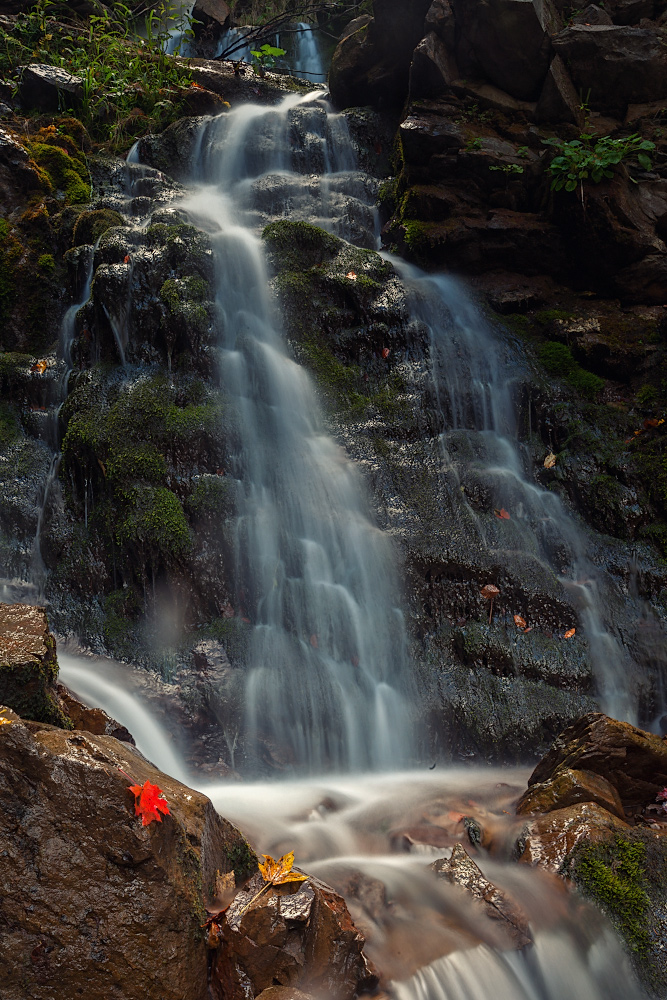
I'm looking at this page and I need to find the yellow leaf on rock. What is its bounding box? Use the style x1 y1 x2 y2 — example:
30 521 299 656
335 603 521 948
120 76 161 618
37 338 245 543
544 452 557 469
258 851 308 885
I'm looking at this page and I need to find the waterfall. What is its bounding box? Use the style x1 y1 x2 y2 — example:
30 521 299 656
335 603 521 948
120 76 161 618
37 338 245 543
395 268 638 722
179 92 414 771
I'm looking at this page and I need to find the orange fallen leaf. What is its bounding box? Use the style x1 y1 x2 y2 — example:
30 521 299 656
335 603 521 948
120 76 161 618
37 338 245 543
124 254 130 264
31 359 47 374
346 271 357 280
494 508 511 519
381 347 390 359
258 851 308 886
644 418 661 429
128 779 170 826
514 614 527 629
544 452 557 469
563 628 576 639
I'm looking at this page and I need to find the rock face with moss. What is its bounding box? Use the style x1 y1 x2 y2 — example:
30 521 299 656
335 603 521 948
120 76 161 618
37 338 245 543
514 713 667 995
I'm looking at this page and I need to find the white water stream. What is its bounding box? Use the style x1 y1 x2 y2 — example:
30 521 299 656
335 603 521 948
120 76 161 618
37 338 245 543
59 652 645 1000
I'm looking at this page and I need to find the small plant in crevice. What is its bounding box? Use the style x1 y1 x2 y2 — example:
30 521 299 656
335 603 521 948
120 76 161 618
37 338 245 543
543 132 655 208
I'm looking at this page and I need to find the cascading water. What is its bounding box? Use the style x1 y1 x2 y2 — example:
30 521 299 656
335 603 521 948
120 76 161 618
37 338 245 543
395 267 638 722
29 248 97 595
181 92 413 771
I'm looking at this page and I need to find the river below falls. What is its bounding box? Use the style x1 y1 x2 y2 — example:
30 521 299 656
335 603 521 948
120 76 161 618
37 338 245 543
58 650 645 1000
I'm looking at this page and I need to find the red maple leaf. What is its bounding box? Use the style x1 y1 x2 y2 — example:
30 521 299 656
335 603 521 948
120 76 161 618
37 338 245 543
129 780 170 826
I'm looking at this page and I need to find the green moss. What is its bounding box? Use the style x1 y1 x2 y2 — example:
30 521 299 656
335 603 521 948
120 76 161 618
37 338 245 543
224 837 257 882
0 352 32 394
106 444 167 484
377 177 398 212
0 639 68 728
564 836 650 954
102 589 140 656
160 276 211 340
0 402 20 447
262 220 340 271
538 341 605 399
636 384 658 407
29 139 90 205
0 219 24 324
113 485 190 559
72 209 126 247
206 616 252 666
185 475 236 521
36 253 55 273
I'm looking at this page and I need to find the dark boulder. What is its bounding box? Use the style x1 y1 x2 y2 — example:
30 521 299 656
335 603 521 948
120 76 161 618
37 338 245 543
451 0 558 101
410 32 459 99
17 63 84 112
516 766 625 818
329 0 432 109
552 25 667 115
212 871 378 1000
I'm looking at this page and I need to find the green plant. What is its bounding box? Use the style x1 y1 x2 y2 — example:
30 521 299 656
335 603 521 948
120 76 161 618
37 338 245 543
543 132 655 206
249 42 285 75
2 0 196 152
636 384 658 406
465 137 483 151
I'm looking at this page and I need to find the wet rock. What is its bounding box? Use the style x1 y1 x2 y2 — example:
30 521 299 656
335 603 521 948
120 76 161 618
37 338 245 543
339 14 372 41
432 843 533 948
211 871 378 1000
57 683 135 742
552 25 667 115
0 603 66 726
0 711 255 1000
526 712 667 812
516 766 625 818
18 63 84 112
516 800 630 869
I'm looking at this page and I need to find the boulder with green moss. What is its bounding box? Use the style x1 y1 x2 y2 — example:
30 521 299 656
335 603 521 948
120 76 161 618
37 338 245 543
0 603 67 726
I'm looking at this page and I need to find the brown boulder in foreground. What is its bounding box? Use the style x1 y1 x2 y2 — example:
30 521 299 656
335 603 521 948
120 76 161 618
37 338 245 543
0 709 255 1000
526 712 667 813
516 766 625 819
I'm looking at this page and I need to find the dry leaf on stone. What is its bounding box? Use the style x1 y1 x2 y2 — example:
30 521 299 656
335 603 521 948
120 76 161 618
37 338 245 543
258 851 308 885
544 452 557 469
563 628 576 639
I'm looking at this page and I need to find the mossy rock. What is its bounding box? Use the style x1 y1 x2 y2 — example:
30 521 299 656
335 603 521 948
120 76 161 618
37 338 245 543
563 831 667 992
538 341 605 399
29 121 90 205
72 209 126 247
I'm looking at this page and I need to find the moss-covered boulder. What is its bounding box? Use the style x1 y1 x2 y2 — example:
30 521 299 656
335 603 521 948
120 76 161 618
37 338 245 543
0 603 67 726
80 212 216 369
